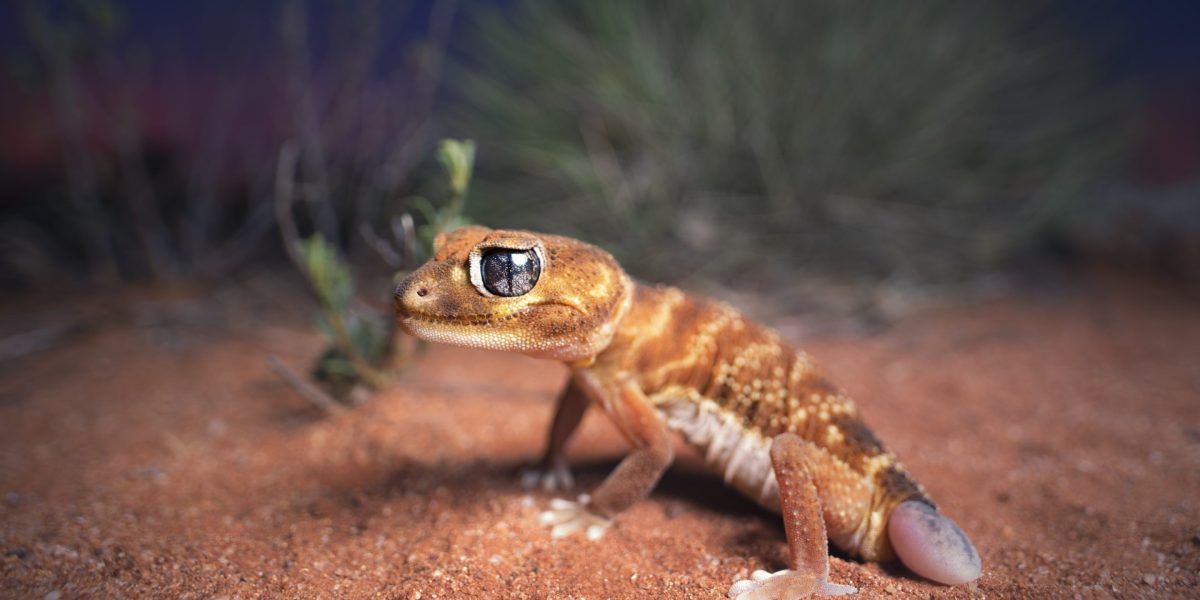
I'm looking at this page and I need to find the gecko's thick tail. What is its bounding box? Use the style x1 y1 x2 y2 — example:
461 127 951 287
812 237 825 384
888 500 982 585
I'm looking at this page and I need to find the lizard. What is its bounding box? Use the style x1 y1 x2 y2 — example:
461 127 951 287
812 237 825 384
393 226 982 598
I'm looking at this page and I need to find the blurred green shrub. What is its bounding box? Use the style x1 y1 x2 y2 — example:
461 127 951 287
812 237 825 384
405 139 477 265
456 1 1130 283
299 234 392 398
284 139 476 403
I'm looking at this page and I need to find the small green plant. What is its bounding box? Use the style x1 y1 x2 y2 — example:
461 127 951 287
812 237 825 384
404 139 477 264
274 138 476 407
299 234 391 399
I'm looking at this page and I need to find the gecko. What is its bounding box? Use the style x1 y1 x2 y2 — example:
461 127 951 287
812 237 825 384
393 226 981 598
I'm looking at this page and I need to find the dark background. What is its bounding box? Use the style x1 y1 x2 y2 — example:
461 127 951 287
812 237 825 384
1 0 1198 291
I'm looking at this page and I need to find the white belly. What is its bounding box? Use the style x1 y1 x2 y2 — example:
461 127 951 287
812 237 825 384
658 398 781 512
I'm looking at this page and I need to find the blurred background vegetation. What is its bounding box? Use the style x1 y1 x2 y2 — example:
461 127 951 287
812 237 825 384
1 0 1198 296
460 2 1130 284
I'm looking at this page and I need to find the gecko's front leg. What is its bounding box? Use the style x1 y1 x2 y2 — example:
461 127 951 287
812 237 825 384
521 377 588 491
540 376 673 540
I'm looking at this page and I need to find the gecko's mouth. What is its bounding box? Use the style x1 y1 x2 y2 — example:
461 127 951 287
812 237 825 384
398 308 516 326
395 301 595 361
397 300 584 330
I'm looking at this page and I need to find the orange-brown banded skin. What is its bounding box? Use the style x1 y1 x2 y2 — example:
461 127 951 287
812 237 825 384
593 285 929 561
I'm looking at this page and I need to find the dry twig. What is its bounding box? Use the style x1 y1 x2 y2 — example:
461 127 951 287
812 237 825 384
265 354 345 415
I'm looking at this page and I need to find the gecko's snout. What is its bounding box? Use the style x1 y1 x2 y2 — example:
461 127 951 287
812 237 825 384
393 269 448 321
392 281 408 315
392 277 425 318
398 279 412 307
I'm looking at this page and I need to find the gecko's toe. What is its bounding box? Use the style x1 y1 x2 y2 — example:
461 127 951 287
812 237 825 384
727 569 855 599
519 460 575 491
889 500 981 585
538 494 611 540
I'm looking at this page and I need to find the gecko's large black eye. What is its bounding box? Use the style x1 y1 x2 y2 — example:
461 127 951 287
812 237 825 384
481 249 540 296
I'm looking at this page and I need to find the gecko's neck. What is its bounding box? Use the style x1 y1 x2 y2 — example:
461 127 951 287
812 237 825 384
566 273 636 368
582 282 685 370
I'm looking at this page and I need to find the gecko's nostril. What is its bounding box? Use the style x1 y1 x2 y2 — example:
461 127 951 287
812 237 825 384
416 287 428 297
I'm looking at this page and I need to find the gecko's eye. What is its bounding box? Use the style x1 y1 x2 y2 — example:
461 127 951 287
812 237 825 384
481 248 541 297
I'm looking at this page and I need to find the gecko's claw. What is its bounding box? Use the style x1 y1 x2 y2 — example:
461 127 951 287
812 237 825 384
519 459 575 491
727 569 856 599
888 500 981 585
538 494 611 540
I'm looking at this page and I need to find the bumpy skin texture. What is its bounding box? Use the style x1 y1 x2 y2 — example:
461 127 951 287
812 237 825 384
395 227 981 595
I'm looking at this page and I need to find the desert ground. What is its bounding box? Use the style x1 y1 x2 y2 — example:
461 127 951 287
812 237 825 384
2 268 1198 599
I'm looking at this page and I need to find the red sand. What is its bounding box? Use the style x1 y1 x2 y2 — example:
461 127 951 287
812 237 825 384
2 271 1198 598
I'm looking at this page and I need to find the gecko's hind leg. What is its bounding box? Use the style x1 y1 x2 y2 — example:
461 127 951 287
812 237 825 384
728 433 855 599
521 378 588 491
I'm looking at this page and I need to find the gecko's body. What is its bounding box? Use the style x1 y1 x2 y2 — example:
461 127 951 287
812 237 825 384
598 283 925 559
395 227 981 598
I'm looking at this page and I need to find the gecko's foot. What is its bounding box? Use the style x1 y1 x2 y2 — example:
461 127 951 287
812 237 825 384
519 460 575 491
888 500 982 585
538 494 611 540
727 569 855 600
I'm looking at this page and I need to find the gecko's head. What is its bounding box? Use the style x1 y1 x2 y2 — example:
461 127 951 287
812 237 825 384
394 226 633 362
